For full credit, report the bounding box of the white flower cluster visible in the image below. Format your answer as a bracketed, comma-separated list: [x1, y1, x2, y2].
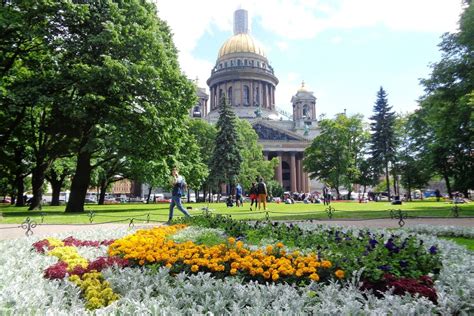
[0, 225, 472, 315]
[169, 226, 225, 243]
[402, 224, 474, 238]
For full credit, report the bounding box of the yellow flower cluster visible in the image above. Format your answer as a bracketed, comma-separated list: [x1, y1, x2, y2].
[48, 246, 89, 271]
[43, 239, 120, 310]
[46, 237, 65, 248]
[109, 225, 344, 283]
[69, 272, 120, 310]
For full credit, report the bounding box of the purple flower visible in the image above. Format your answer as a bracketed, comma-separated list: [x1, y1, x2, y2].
[399, 260, 409, 268]
[369, 239, 378, 248]
[378, 265, 392, 272]
[429, 246, 438, 255]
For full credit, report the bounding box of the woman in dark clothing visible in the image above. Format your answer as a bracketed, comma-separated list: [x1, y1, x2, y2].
[249, 182, 258, 211]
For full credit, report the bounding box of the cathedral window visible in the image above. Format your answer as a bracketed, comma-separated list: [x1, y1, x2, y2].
[237, 59, 242, 66]
[256, 61, 260, 67]
[228, 87, 233, 105]
[254, 86, 259, 105]
[244, 59, 248, 65]
[303, 104, 309, 118]
[243, 85, 250, 106]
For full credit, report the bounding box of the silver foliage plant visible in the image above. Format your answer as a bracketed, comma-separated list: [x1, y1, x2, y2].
[0, 225, 472, 315]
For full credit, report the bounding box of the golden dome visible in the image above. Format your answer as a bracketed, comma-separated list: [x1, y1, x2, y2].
[297, 80, 307, 92]
[218, 33, 266, 60]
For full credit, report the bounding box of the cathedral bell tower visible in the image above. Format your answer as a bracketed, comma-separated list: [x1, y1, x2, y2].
[291, 81, 317, 133]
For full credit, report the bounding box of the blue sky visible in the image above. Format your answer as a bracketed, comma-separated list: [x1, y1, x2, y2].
[155, 0, 464, 119]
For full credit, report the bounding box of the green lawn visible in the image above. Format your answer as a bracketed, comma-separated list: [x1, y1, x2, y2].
[0, 200, 472, 224]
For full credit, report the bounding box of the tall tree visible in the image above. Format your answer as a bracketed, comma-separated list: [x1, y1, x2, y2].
[45, 1, 197, 212]
[369, 87, 397, 201]
[236, 119, 278, 191]
[415, 2, 474, 198]
[304, 113, 367, 199]
[209, 96, 242, 194]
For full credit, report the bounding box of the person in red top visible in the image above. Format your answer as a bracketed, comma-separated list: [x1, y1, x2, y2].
[249, 182, 258, 211]
[257, 177, 267, 211]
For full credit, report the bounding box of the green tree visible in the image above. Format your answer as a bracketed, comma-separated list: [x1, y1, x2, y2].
[415, 2, 474, 198]
[236, 119, 278, 191]
[45, 157, 75, 206]
[209, 97, 242, 194]
[369, 87, 397, 201]
[304, 113, 367, 199]
[397, 115, 432, 200]
[188, 119, 216, 200]
[43, 1, 197, 212]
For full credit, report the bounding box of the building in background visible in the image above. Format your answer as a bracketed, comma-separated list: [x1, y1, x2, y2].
[194, 9, 320, 192]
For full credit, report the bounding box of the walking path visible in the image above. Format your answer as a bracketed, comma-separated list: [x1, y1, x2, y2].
[1, 218, 473, 240]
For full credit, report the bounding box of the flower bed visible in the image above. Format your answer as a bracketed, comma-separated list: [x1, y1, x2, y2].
[0, 220, 472, 314]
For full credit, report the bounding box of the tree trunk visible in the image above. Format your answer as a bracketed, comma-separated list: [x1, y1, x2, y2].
[393, 175, 397, 197]
[14, 173, 25, 207]
[146, 186, 152, 204]
[13, 149, 25, 207]
[98, 179, 107, 205]
[29, 162, 48, 210]
[385, 162, 391, 201]
[65, 151, 92, 212]
[50, 180, 62, 206]
[347, 188, 352, 200]
[443, 173, 452, 199]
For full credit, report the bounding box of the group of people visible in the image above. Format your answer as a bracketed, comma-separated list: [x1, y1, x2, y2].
[167, 167, 269, 224]
[227, 177, 268, 211]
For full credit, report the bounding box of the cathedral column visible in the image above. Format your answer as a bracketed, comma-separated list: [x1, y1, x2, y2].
[295, 156, 301, 192]
[262, 84, 267, 108]
[240, 81, 243, 106]
[276, 152, 283, 184]
[290, 152, 296, 192]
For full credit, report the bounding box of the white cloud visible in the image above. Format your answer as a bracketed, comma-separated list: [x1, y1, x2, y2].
[330, 36, 343, 44]
[276, 41, 289, 51]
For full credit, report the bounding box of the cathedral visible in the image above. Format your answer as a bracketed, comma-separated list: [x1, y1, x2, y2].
[192, 9, 320, 192]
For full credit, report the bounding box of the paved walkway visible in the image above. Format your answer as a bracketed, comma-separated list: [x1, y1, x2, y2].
[1, 218, 473, 240]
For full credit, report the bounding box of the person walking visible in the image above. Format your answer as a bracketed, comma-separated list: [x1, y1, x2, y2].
[249, 182, 258, 211]
[257, 177, 267, 211]
[167, 167, 191, 224]
[322, 185, 329, 205]
[235, 183, 243, 207]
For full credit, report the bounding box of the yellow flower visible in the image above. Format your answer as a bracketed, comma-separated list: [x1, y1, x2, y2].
[335, 269, 345, 279]
[276, 242, 284, 248]
[191, 265, 199, 272]
[321, 260, 332, 268]
[266, 245, 273, 254]
[272, 273, 280, 281]
[230, 268, 237, 275]
[309, 273, 320, 281]
[263, 271, 271, 279]
[228, 237, 236, 244]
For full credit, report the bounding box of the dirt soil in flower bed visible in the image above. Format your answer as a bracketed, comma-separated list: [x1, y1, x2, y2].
[1, 218, 473, 240]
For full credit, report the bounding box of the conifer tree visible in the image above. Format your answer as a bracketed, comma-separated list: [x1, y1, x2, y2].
[369, 87, 397, 201]
[209, 96, 242, 194]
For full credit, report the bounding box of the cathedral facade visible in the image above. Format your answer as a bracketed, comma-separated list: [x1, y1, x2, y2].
[194, 9, 320, 192]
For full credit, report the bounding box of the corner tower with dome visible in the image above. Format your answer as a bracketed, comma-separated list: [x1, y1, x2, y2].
[196, 9, 320, 193]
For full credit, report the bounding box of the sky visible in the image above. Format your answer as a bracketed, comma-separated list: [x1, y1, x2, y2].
[154, 0, 465, 120]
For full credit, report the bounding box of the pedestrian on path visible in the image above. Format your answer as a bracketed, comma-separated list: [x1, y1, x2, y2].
[257, 177, 267, 211]
[167, 167, 191, 224]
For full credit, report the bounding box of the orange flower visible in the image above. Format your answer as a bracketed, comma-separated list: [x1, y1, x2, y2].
[276, 242, 284, 248]
[309, 273, 320, 281]
[335, 269, 345, 279]
[228, 237, 236, 244]
[272, 273, 280, 281]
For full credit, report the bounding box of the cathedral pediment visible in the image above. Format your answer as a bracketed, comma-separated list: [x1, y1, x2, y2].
[252, 122, 305, 141]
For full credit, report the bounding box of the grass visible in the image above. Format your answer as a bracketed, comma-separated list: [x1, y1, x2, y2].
[0, 200, 472, 224]
[440, 237, 474, 251]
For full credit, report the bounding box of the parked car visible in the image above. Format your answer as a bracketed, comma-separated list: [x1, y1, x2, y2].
[0, 198, 11, 204]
